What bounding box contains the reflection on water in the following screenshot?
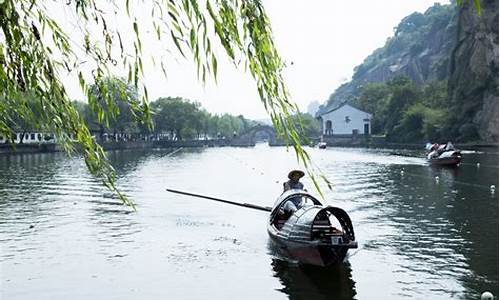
[0,146,498,299]
[271,259,356,300]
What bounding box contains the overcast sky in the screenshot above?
[65,0,450,120]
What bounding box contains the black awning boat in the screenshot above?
[167,188,358,267]
[268,190,357,267]
[426,142,462,166]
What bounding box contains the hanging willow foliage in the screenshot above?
[0,0,331,206]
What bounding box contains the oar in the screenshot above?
[166,188,272,212]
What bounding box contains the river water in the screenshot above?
[0,145,498,299]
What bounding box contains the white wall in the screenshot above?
[321,104,371,135]
[23,133,41,144]
[0,132,55,144]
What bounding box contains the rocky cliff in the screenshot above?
[448,0,498,143]
[323,4,457,110]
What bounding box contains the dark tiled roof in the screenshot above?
[318,102,371,116]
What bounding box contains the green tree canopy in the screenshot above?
[355,76,450,142]
[151,97,201,140]
[292,113,320,143]
[89,77,145,135]
[149,96,257,140]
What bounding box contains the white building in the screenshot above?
[317,103,372,137]
[0,132,56,144]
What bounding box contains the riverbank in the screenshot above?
[368,142,499,151]
[1,139,497,156]
[320,139,498,151]
[0,139,241,155]
[0,143,60,155]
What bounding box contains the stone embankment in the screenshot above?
[0,143,60,155]
[0,138,254,155]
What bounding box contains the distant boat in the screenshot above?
[426,142,462,166]
[268,190,357,266]
[318,142,327,149]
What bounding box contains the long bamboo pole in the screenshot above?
[166,188,272,212]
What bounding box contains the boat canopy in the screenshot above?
[270,190,322,223]
[286,206,323,227]
[272,190,322,209]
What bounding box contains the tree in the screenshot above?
[355,83,390,134]
[355,74,455,142]
[197,110,212,139]
[1,94,36,144]
[292,113,320,142]
[149,97,257,140]
[151,97,203,140]
[217,114,235,138]
[88,77,143,139]
[384,76,420,139]
[208,115,220,138]
[391,103,446,142]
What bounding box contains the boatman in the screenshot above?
[283,170,305,192]
[282,170,306,215]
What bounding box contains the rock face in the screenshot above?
[323,4,457,111]
[448,0,499,143]
[320,2,499,143]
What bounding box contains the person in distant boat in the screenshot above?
[281,170,306,216]
[445,141,455,151]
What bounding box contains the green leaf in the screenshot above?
[190,28,196,48]
[211,54,217,80]
[473,0,481,15]
[155,23,161,40]
[167,2,180,17]
[133,21,139,37]
[78,72,85,91]
[170,31,186,58]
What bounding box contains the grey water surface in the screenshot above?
[0,145,498,299]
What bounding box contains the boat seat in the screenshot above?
[273,216,288,230]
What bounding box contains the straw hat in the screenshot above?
[288,170,305,180]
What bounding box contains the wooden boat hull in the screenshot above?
[428,153,462,166]
[268,227,350,266]
[428,157,461,166]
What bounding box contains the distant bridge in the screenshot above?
[230,125,278,146]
